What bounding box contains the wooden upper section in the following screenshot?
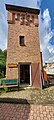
[5,4,40,15]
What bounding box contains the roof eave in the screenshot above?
[5,4,40,15]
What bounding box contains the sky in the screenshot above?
[0,0,54,65]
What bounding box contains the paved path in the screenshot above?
[0,103,54,120]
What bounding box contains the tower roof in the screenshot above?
[5,4,40,15]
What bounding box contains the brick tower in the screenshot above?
[6,4,41,88]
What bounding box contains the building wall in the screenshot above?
[6,9,41,87]
[45,63,54,74]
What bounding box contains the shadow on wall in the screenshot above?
[0,98,30,120]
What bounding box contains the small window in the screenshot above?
[20,36,24,45]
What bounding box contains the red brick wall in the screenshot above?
[6,9,41,87]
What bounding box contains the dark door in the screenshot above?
[20,64,30,84]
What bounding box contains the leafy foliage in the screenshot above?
[0,49,7,78]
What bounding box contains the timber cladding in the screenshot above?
[6,4,41,88]
[31,63,41,87]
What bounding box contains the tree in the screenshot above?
[0,49,7,78]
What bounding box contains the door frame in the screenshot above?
[18,63,32,86]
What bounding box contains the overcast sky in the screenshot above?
[0,0,54,64]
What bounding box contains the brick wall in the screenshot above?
[6,8,41,87]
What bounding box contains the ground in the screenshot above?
[0,103,54,120]
[0,86,54,104]
[0,86,54,120]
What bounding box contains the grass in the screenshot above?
[0,76,4,79]
[0,89,5,95]
[0,86,25,94]
[0,87,18,93]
